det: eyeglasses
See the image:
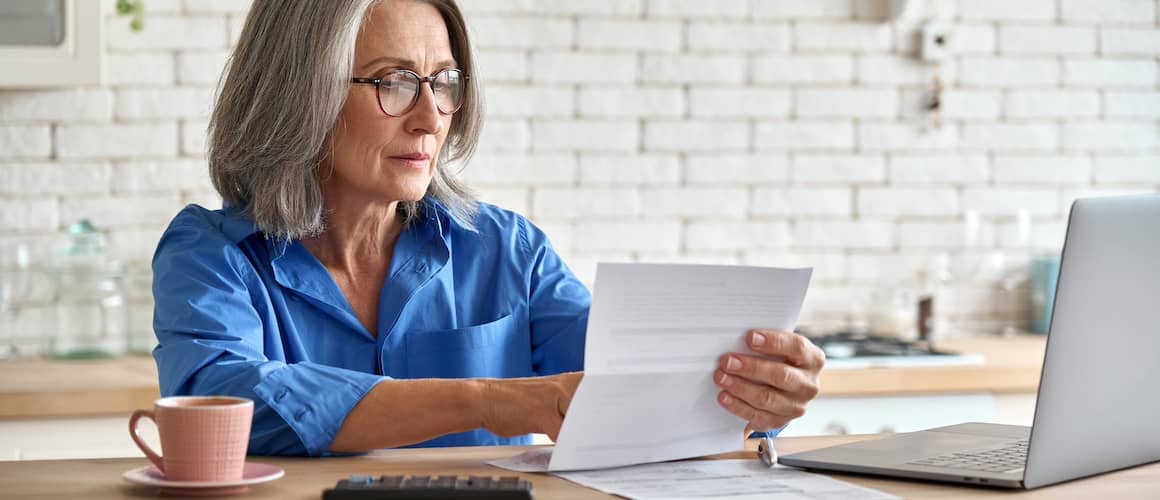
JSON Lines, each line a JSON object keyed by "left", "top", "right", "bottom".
{"left": 351, "top": 68, "right": 469, "bottom": 117}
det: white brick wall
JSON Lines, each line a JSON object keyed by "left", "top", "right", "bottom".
{"left": 1101, "top": 28, "right": 1160, "bottom": 55}
{"left": 1104, "top": 91, "right": 1160, "bottom": 117}
{"left": 685, "top": 154, "right": 789, "bottom": 185}
{"left": 107, "top": 54, "right": 176, "bottom": 86}
{"left": 938, "top": 90, "right": 1003, "bottom": 119}
{"left": 471, "top": 17, "right": 573, "bottom": 50}
{"left": 0, "top": 90, "right": 114, "bottom": 122}
{"left": 177, "top": 51, "right": 230, "bottom": 85}
{"left": 890, "top": 155, "right": 991, "bottom": 184}
{"left": 689, "top": 88, "right": 791, "bottom": 117}
{"left": 532, "top": 120, "right": 638, "bottom": 152}
{"left": 487, "top": 86, "right": 573, "bottom": 118}
{"left": 578, "top": 155, "right": 680, "bottom": 186}
{"left": 998, "top": 26, "right": 1097, "bottom": 55}
{"left": 644, "top": 121, "right": 748, "bottom": 151}
{"left": 992, "top": 156, "right": 1093, "bottom": 184}
{"left": 751, "top": 187, "right": 853, "bottom": 217}
{"left": 1005, "top": 90, "right": 1101, "bottom": 117}
{"left": 641, "top": 54, "right": 747, "bottom": 84}
{"left": 1, "top": 162, "right": 111, "bottom": 195}
{"left": 0, "top": 0, "right": 1157, "bottom": 338}
{"left": 687, "top": 22, "right": 790, "bottom": 52}
{"left": 858, "top": 187, "right": 961, "bottom": 217}
{"left": 1061, "top": 0, "right": 1156, "bottom": 24}
{"left": 533, "top": 188, "right": 639, "bottom": 220}
{"left": 752, "top": 55, "right": 853, "bottom": 84}
{"left": 755, "top": 121, "right": 854, "bottom": 151}
{"left": 645, "top": 0, "right": 745, "bottom": 20}
{"left": 56, "top": 124, "right": 179, "bottom": 159}
{"left": 793, "top": 154, "right": 887, "bottom": 183}
{"left": 959, "top": 0, "right": 1057, "bottom": 21}
{"left": 107, "top": 16, "right": 228, "bottom": 50}
{"left": 685, "top": 222, "right": 792, "bottom": 251}
{"left": 0, "top": 126, "right": 51, "bottom": 159}
{"left": 1062, "top": 59, "right": 1157, "bottom": 87}
{"left": 796, "top": 89, "right": 898, "bottom": 118}
{"left": 793, "top": 22, "right": 893, "bottom": 51}
{"left": 576, "top": 19, "right": 681, "bottom": 52}
{"left": 577, "top": 87, "right": 683, "bottom": 118}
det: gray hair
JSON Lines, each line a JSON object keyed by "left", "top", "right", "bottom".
{"left": 209, "top": 0, "right": 482, "bottom": 240}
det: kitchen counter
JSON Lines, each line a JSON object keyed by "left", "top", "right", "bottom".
{"left": 0, "top": 356, "right": 160, "bottom": 419}
{"left": 0, "top": 336, "right": 1047, "bottom": 419}
{"left": 819, "top": 335, "right": 1046, "bottom": 397}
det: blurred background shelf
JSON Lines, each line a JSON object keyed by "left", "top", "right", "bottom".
{"left": 0, "top": 335, "right": 1046, "bottom": 460}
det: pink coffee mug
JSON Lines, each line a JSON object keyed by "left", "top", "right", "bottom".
{"left": 129, "top": 396, "right": 254, "bottom": 482}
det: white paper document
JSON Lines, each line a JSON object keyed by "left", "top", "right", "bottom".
{"left": 553, "top": 459, "right": 899, "bottom": 500}
{"left": 530, "top": 263, "right": 812, "bottom": 471}
{"left": 488, "top": 447, "right": 554, "bottom": 473}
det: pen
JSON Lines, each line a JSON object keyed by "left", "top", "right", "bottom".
{"left": 758, "top": 434, "right": 777, "bottom": 467}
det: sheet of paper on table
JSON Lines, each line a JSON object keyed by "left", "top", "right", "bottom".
{"left": 492, "top": 263, "right": 812, "bottom": 472}
{"left": 553, "top": 459, "right": 900, "bottom": 500}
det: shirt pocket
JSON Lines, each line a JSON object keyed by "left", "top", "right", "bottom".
{"left": 402, "top": 313, "right": 533, "bottom": 379}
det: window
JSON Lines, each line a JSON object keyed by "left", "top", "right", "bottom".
{"left": 0, "top": 0, "right": 103, "bottom": 88}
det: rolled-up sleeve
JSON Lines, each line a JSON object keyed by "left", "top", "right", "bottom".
{"left": 151, "top": 218, "right": 386, "bottom": 456}
{"left": 520, "top": 218, "right": 590, "bottom": 376}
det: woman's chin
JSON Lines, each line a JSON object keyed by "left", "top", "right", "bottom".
{"left": 390, "top": 183, "right": 433, "bottom": 203}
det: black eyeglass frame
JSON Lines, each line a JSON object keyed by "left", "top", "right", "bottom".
{"left": 351, "top": 68, "right": 470, "bottom": 117}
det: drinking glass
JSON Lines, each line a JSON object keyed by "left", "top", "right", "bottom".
{"left": 984, "top": 251, "right": 1031, "bottom": 336}
{"left": 0, "top": 244, "right": 33, "bottom": 360}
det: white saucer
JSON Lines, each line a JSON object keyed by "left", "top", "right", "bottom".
{"left": 122, "top": 462, "right": 284, "bottom": 496}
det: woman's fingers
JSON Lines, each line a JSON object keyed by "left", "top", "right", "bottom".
{"left": 716, "top": 390, "right": 791, "bottom": 432}
{"left": 715, "top": 369, "right": 807, "bottom": 420}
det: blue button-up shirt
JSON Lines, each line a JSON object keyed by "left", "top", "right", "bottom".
{"left": 151, "top": 199, "right": 590, "bottom": 456}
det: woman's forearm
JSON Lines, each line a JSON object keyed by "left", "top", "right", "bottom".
{"left": 329, "top": 378, "right": 487, "bottom": 453}
{"left": 328, "top": 372, "right": 581, "bottom": 453}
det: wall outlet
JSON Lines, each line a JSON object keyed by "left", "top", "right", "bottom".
{"left": 920, "top": 22, "right": 951, "bottom": 62}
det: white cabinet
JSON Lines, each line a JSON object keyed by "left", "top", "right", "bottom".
{"left": 993, "top": 393, "right": 1038, "bottom": 426}
{"left": 0, "top": 0, "right": 104, "bottom": 88}
{"left": 779, "top": 392, "right": 1035, "bottom": 438}
{"left": 0, "top": 416, "right": 158, "bottom": 461}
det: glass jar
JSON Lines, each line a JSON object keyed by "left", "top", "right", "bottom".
{"left": 868, "top": 285, "right": 918, "bottom": 341}
{"left": 49, "top": 220, "right": 126, "bottom": 359}
{"left": 124, "top": 262, "right": 156, "bottom": 355}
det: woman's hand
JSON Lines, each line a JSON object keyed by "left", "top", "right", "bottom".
{"left": 479, "top": 371, "right": 583, "bottom": 441}
{"left": 714, "top": 330, "right": 825, "bottom": 432}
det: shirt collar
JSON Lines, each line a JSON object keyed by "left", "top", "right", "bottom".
{"left": 263, "top": 198, "right": 455, "bottom": 328}
{"left": 219, "top": 204, "right": 262, "bottom": 243}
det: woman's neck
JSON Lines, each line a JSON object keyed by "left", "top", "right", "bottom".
{"left": 301, "top": 189, "right": 405, "bottom": 273}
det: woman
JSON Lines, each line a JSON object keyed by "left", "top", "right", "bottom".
{"left": 152, "top": 0, "right": 825, "bottom": 457}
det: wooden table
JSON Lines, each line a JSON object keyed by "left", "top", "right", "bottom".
{"left": 0, "top": 336, "right": 1047, "bottom": 419}
{"left": 1, "top": 434, "right": 1155, "bottom": 499}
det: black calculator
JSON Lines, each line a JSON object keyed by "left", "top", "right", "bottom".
{"left": 322, "top": 474, "right": 534, "bottom": 499}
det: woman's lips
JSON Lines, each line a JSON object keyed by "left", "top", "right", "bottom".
{"left": 389, "top": 152, "right": 430, "bottom": 169}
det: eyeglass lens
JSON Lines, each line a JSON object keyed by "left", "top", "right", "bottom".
{"left": 379, "top": 70, "right": 465, "bottom": 116}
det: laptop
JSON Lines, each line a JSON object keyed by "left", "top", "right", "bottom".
{"left": 778, "top": 194, "right": 1160, "bottom": 489}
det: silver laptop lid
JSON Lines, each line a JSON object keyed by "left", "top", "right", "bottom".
{"left": 1025, "top": 194, "right": 1160, "bottom": 489}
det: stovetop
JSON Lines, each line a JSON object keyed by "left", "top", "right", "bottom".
{"left": 804, "top": 332, "right": 985, "bottom": 369}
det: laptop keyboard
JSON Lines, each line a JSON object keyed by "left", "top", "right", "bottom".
{"left": 907, "top": 440, "right": 1029, "bottom": 473}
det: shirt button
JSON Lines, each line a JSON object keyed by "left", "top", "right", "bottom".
{"left": 414, "top": 263, "right": 428, "bottom": 273}
{"left": 275, "top": 388, "right": 290, "bottom": 401}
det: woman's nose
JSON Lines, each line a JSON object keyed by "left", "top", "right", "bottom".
{"left": 404, "top": 84, "right": 443, "bottom": 135}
